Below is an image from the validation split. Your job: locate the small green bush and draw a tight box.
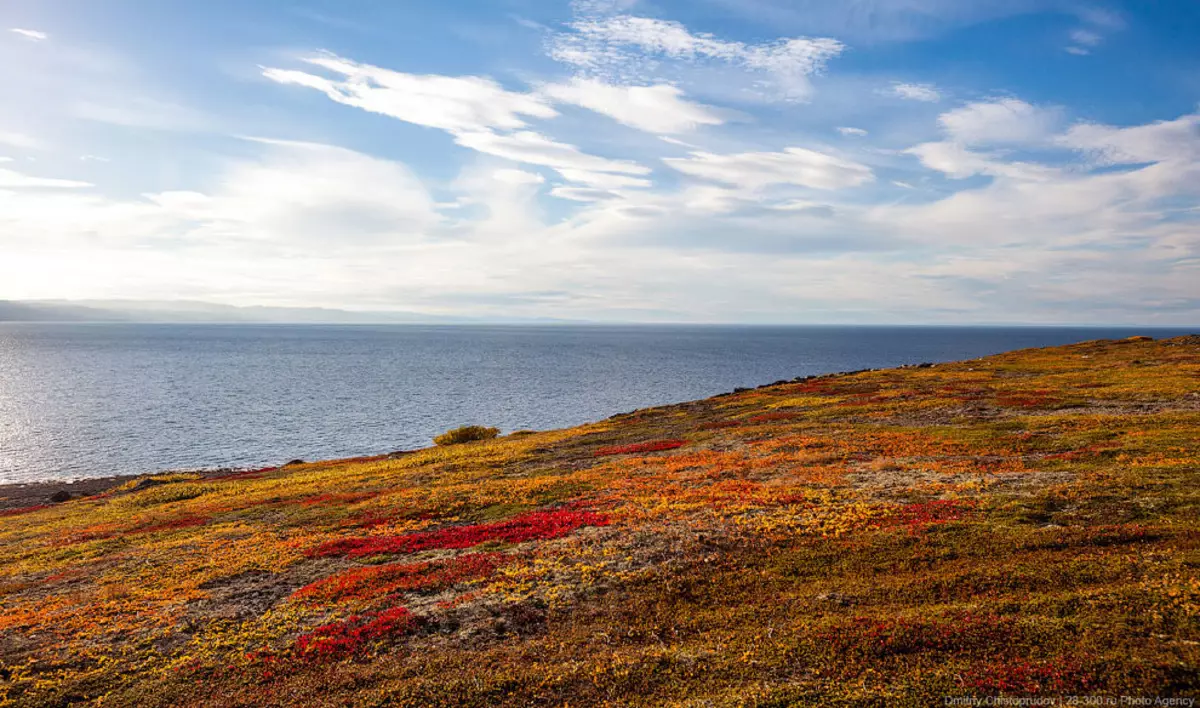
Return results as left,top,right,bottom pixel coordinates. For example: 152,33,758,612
434,425,500,446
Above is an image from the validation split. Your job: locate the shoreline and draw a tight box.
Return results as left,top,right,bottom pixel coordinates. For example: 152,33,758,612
0,469,224,512
0,453,421,512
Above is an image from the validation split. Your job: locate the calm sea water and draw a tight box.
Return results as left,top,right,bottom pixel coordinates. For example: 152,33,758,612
0,324,1192,483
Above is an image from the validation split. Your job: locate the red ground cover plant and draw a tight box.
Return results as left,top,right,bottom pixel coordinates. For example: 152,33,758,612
964,658,1093,693
294,606,417,659
594,440,686,456
821,612,1016,659
787,380,838,395
995,389,1060,408
0,504,51,517
876,499,975,532
293,552,511,604
310,508,611,558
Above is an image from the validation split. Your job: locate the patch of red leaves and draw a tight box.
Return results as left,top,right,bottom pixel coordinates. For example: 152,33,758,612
0,504,51,517
821,612,1016,659
294,606,417,659
964,658,1093,693
594,440,686,457
787,380,837,395
310,508,611,558
877,499,975,532
995,389,1059,408
293,552,511,604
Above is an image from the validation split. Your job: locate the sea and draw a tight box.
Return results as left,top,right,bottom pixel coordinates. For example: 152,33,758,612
0,323,1193,484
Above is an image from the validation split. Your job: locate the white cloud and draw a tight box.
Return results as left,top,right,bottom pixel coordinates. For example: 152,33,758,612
262,53,557,134
554,168,652,189
453,130,650,182
547,13,843,100
10,28,48,41
0,167,91,189
263,54,658,190
549,186,618,202
836,126,868,136
541,78,724,134
1057,113,1200,165
1070,29,1102,47
664,147,873,190
492,169,545,185
887,82,941,102
1064,11,1123,55
938,98,1059,145
905,140,1056,181
659,136,699,148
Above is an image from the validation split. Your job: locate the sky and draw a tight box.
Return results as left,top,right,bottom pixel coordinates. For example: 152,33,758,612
0,0,1198,324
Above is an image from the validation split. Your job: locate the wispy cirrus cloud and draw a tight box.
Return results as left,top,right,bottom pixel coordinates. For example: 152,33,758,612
1065,8,1124,55
262,53,558,134
664,146,874,190
9,28,48,41
546,7,844,101
886,82,941,102
540,78,725,134
262,53,656,192
452,130,650,183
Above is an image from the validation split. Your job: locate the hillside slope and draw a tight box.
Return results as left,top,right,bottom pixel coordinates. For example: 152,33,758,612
1,336,1198,706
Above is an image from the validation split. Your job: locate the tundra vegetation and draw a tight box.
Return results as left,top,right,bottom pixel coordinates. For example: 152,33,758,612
0,336,1197,706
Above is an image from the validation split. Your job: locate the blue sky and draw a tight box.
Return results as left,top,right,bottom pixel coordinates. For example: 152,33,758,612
1,0,1197,323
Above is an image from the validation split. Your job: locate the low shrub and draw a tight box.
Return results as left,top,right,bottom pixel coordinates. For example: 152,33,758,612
434,425,500,446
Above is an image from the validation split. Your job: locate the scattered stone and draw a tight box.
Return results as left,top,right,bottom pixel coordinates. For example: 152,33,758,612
284,459,306,467
49,491,71,503
816,592,855,607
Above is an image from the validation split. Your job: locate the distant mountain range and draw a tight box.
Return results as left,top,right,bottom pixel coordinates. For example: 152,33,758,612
0,300,547,324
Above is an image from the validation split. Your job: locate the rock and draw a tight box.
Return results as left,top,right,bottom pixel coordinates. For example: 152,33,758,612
283,459,306,467
816,592,854,607
49,490,71,503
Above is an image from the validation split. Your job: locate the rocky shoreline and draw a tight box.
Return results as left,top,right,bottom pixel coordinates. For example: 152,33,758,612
0,465,300,512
